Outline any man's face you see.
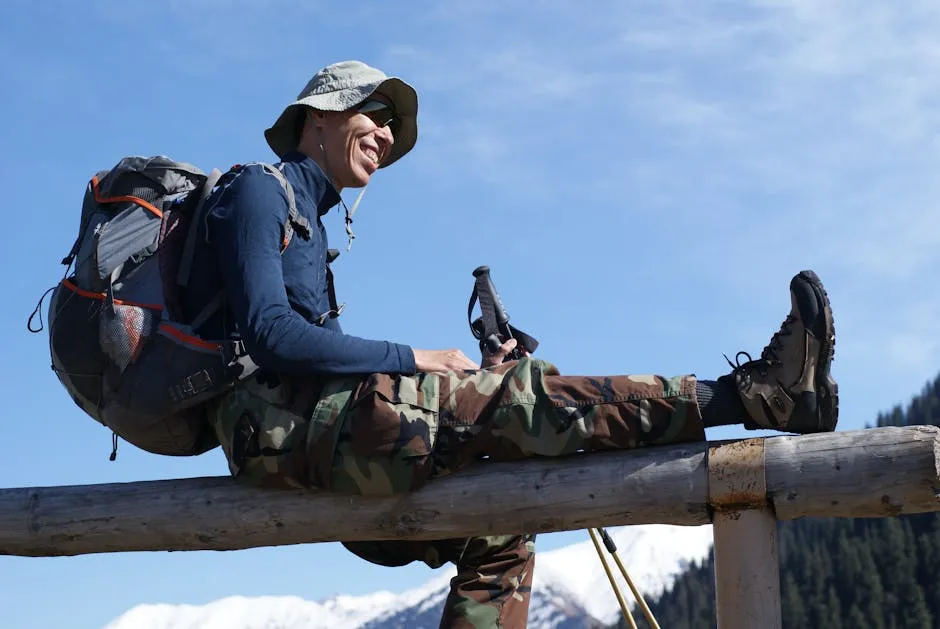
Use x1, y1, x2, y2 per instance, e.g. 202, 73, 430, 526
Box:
318, 99, 396, 189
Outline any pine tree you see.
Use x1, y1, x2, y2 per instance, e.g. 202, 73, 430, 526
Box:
781, 573, 806, 628
854, 541, 885, 628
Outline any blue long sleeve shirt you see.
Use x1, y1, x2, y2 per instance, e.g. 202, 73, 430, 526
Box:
183, 152, 416, 376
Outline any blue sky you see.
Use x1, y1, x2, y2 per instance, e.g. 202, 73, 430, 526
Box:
3, 1, 940, 627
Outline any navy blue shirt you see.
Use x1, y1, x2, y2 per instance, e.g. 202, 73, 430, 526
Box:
183, 152, 416, 376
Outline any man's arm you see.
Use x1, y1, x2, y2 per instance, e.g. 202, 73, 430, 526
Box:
207, 166, 416, 376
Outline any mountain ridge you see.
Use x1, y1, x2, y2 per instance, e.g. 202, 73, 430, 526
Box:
103, 524, 713, 629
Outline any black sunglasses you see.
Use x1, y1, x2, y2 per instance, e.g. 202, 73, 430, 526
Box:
356, 99, 400, 136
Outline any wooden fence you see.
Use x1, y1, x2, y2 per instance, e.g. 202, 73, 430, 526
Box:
3, 425, 939, 628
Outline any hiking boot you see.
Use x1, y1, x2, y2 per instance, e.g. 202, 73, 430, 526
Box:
729, 270, 838, 434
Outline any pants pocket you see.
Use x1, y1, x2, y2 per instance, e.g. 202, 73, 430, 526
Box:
208, 384, 309, 488
328, 373, 441, 496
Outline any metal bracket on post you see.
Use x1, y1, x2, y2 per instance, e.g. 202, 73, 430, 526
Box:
708, 438, 782, 629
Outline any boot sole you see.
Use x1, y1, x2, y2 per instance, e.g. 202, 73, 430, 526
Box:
793, 270, 839, 432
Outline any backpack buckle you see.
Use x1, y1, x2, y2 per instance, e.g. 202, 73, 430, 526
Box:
169, 369, 213, 402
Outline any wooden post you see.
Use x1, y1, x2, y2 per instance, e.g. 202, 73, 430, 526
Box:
713, 508, 781, 628
709, 438, 782, 628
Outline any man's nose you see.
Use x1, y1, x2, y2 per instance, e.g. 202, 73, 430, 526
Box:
376, 123, 395, 146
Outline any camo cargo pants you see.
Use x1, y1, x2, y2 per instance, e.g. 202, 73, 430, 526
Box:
207, 357, 705, 628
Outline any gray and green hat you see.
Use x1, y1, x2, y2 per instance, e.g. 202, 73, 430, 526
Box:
264, 60, 418, 167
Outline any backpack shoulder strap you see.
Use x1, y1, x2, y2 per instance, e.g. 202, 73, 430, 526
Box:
256, 163, 310, 251
260, 165, 343, 325
176, 168, 224, 288
319, 247, 345, 325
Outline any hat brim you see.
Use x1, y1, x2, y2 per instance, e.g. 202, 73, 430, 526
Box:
264, 77, 418, 168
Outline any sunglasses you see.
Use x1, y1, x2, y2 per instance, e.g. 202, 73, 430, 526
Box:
356, 99, 400, 137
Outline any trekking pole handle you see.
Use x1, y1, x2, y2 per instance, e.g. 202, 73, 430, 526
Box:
472, 265, 513, 355
468, 265, 539, 361
473, 266, 512, 326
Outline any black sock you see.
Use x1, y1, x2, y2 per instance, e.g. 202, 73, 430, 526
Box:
696, 376, 746, 428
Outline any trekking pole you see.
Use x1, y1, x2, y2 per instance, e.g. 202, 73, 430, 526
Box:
594, 527, 662, 629
589, 528, 639, 629
466, 269, 652, 625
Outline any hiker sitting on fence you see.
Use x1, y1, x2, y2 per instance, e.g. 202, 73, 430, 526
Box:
46, 60, 838, 629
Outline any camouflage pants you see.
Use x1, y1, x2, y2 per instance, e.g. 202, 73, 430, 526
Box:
207, 357, 705, 628
343, 534, 537, 629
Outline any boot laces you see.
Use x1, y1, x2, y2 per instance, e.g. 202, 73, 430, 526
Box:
761, 314, 797, 365
723, 314, 798, 375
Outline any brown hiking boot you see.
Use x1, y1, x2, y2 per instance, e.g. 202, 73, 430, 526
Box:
729, 270, 838, 434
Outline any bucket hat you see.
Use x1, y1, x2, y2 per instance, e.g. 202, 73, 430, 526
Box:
264, 60, 418, 167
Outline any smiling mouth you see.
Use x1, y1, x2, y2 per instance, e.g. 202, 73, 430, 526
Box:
362, 146, 380, 165
360, 143, 385, 167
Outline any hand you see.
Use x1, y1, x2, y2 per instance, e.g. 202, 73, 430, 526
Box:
481, 338, 530, 368
413, 348, 480, 373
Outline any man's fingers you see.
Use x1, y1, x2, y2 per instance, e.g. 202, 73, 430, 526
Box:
481, 339, 519, 368
498, 338, 518, 357
415, 348, 482, 373
455, 349, 479, 370
505, 338, 518, 350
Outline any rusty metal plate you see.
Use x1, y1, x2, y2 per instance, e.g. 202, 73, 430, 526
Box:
708, 438, 767, 510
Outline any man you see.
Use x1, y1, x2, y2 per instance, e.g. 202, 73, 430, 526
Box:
184, 60, 838, 628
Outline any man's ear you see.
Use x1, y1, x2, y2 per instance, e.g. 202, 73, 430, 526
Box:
305, 109, 321, 130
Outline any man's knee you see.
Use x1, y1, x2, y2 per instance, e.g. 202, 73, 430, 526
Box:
341, 535, 533, 572
343, 539, 469, 570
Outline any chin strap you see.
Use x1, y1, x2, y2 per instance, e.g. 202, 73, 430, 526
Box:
317, 139, 370, 252
342, 185, 368, 251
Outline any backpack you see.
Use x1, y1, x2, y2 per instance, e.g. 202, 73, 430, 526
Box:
38, 156, 307, 457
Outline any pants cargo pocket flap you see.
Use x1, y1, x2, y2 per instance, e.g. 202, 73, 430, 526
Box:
348, 373, 439, 457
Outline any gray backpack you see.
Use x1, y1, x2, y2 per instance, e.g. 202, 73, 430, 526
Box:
38, 156, 306, 457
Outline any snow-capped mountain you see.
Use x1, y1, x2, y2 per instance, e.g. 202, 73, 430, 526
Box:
103, 524, 713, 629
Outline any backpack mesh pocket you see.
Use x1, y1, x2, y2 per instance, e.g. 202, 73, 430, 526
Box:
99, 301, 159, 373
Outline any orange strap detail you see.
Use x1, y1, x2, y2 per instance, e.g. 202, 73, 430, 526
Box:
91, 175, 163, 218
159, 323, 221, 350
61, 279, 163, 311
62, 278, 106, 300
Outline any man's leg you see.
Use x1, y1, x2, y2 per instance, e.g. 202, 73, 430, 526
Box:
322, 269, 837, 491
343, 535, 536, 629
321, 361, 705, 494
438, 534, 536, 629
